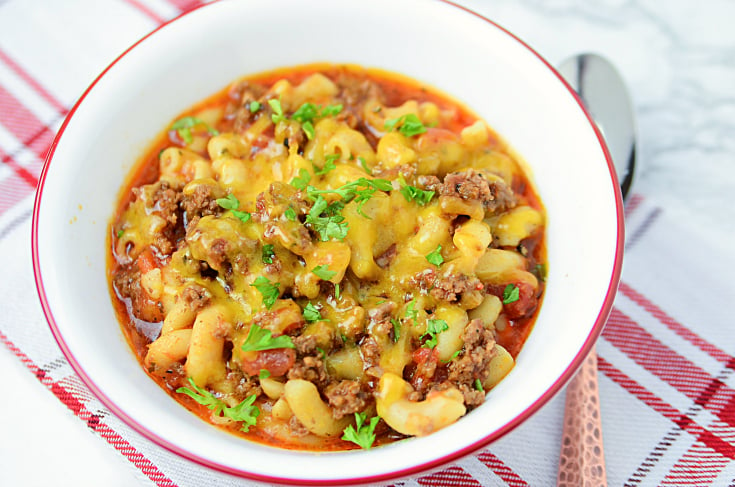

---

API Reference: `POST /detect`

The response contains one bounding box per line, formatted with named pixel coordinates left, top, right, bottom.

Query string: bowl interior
left=33, top=0, right=623, bottom=483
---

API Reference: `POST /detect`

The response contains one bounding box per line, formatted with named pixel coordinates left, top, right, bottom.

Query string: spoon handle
left=557, top=346, right=607, bottom=487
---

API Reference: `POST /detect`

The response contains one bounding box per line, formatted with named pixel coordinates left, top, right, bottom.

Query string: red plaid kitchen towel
left=2, top=1, right=733, bottom=485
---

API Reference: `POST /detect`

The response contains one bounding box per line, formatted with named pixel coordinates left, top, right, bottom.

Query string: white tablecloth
left=1, top=1, right=733, bottom=485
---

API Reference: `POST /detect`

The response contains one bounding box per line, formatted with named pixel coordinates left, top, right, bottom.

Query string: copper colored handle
left=557, top=347, right=607, bottom=487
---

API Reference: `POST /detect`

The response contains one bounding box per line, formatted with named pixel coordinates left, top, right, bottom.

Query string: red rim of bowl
left=31, top=1, right=625, bottom=484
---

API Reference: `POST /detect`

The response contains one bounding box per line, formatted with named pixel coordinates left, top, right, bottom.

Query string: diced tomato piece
left=240, top=348, right=296, bottom=377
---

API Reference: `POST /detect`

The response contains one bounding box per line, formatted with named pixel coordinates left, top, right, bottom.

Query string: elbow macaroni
left=109, top=64, right=546, bottom=451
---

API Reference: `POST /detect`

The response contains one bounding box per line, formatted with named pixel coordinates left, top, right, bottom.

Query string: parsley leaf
left=425, top=245, right=444, bottom=266
left=249, top=101, right=261, bottom=113
left=261, top=244, right=275, bottom=264
left=306, top=177, right=392, bottom=218
left=305, top=196, right=349, bottom=241
left=291, top=102, right=343, bottom=140
left=313, top=154, right=339, bottom=176
left=171, top=116, right=219, bottom=144
left=502, top=284, right=520, bottom=304
left=284, top=206, right=297, bottom=221
left=241, top=323, right=295, bottom=352
left=423, top=318, right=449, bottom=349
left=398, top=176, right=434, bottom=206
left=384, top=113, right=427, bottom=137
left=176, top=378, right=260, bottom=432
left=269, top=98, right=286, bottom=124
left=441, top=350, right=461, bottom=363
left=358, top=156, right=371, bottom=174
left=474, top=378, right=484, bottom=392
left=405, top=298, right=418, bottom=325
left=250, top=276, right=280, bottom=309
left=391, top=318, right=401, bottom=343
left=259, top=369, right=271, bottom=379
left=290, top=168, right=311, bottom=190
left=116, top=229, right=124, bottom=238
left=312, top=264, right=337, bottom=281
left=302, top=302, right=323, bottom=322
left=334, top=283, right=341, bottom=300
left=342, top=412, right=380, bottom=449
left=216, top=193, right=250, bottom=223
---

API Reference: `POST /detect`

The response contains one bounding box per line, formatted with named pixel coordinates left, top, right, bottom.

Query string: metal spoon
left=555, top=53, right=637, bottom=487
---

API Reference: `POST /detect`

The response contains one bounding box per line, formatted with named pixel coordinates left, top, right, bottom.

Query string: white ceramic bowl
left=32, top=0, right=624, bottom=484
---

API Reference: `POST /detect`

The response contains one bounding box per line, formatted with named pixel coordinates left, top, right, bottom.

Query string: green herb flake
left=305, top=195, right=349, bottom=241
left=502, top=283, right=520, bottom=305
left=423, top=318, right=449, bottom=349
left=176, top=378, right=260, bottom=432
left=216, top=193, right=251, bottom=223
left=250, top=276, right=280, bottom=310
left=303, top=302, right=323, bottom=322
left=261, top=244, right=275, bottom=264
left=425, top=245, right=444, bottom=266
left=249, top=101, right=261, bottom=113
left=290, top=168, right=312, bottom=190
left=313, top=154, right=339, bottom=176
left=441, top=350, right=461, bottom=363
left=398, top=176, right=434, bottom=206
left=342, top=412, right=380, bottom=450
left=312, top=264, right=337, bottom=281
left=259, top=369, right=271, bottom=380
left=284, top=206, right=297, bottom=222
left=391, top=318, right=401, bottom=343
left=316, top=347, right=326, bottom=359
left=116, top=229, right=124, bottom=238
left=170, top=116, right=219, bottom=144
left=268, top=98, right=286, bottom=124
left=383, top=113, right=427, bottom=137
left=358, top=156, right=371, bottom=174
left=474, top=378, right=484, bottom=392
left=405, top=298, right=418, bottom=325
left=241, top=323, right=295, bottom=352
left=334, top=283, right=341, bottom=300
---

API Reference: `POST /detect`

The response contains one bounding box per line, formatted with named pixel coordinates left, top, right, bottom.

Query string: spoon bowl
left=556, top=53, right=637, bottom=486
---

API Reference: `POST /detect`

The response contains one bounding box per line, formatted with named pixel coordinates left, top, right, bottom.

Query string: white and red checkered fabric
left=1, top=1, right=733, bottom=485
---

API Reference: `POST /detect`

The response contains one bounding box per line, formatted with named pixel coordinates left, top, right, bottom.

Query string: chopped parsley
left=358, top=156, right=371, bottom=174
left=474, top=378, right=484, bottom=392
left=241, top=323, right=295, bottom=352
left=405, top=298, right=418, bottom=325
left=268, top=98, right=286, bottom=124
left=261, top=244, right=275, bottom=264
left=250, top=276, right=280, bottom=309
left=384, top=113, right=427, bottom=137
left=116, top=229, right=124, bottom=238
left=176, top=378, right=260, bottom=432
left=305, top=196, right=349, bottom=241
left=334, top=283, right=341, bottom=300
left=216, top=193, right=251, bottom=223
left=291, top=102, right=343, bottom=140
left=313, top=154, right=339, bottom=176
left=259, top=369, right=271, bottom=379
left=423, top=318, right=449, bottom=349
left=391, top=318, right=401, bottom=342
left=290, top=168, right=312, bottom=190
left=302, top=302, right=323, bottom=322
left=342, top=412, right=380, bottom=449
left=284, top=206, right=297, bottom=221
left=311, top=264, right=337, bottom=281
left=502, top=283, right=520, bottom=304
left=170, top=116, right=219, bottom=144
left=398, top=176, right=434, bottom=206
left=425, top=245, right=444, bottom=266
left=249, top=101, right=261, bottom=113
left=441, top=350, right=461, bottom=363
left=306, top=177, right=392, bottom=218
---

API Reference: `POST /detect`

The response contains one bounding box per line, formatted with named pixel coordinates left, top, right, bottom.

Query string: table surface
left=1, top=0, right=734, bottom=486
